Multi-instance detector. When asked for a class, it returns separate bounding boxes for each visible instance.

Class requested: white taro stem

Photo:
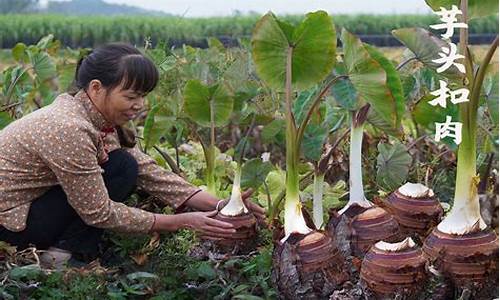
[339,121,372,214]
[436,0,487,236]
[220,165,249,216]
[437,137,486,234]
[313,172,325,229]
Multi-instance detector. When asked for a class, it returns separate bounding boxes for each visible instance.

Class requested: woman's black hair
[71,43,159,148]
[72,43,159,96]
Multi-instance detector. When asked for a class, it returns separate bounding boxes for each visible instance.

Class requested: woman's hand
[151,211,236,238]
[240,189,266,224]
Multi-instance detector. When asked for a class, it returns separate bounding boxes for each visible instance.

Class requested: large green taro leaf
[364,44,405,132]
[341,29,400,130]
[241,158,275,190]
[28,51,57,82]
[143,102,176,151]
[412,94,459,131]
[376,141,412,191]
[183,79,233,127]
[425,0,498,20]
[251,11,336,90]
[301,124,328,162]
[392,28,464,80]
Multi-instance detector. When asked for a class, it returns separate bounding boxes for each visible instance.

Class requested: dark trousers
[0,149,139,258]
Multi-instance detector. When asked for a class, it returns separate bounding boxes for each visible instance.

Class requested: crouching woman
[0,43,265,267]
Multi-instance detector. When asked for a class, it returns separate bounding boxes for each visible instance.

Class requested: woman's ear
[88,79,103,99]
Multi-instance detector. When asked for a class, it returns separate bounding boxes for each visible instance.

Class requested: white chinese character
[429,80,449,108]
[429,80,470,108]
[432,42,466,73]
[449,87,470,105]
[435,116,463,145]
[430,5,468,39]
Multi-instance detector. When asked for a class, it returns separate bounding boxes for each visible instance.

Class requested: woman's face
[88,80,145,126]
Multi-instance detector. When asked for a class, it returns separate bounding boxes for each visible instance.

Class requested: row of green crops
[0,14,497,48]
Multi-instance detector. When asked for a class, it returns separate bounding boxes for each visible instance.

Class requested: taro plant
[330,29,406,215]
[252,10,351,299]
[144,42,253,196]
[183,79,234,195]
[393,0,499,290]
[252,10,338,240]
[0,35,77,128]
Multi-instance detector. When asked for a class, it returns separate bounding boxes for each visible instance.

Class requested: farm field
[0,3,498,300]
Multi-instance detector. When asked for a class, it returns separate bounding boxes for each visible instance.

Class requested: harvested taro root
[377,182,443,239]
[327,204,402,259]
[272,230,349,300]
[360,237,428,299]
[212,212,257,253]
[423,225,499,289]
[202,165,258,254]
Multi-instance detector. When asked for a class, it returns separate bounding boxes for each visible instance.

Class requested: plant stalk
[438,0,486,234]
[205,96,217,196]
[283,46,311,241]
[312,171,325,229]
[339,111,371,214]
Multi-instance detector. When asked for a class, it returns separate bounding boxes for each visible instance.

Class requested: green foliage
[183,80,234,127]
[143,101,176,151]
[0,34,76,122]
[412,94,459,130]
[485,73,499,127]
[241,158,275,190]
[392,27,464,79]
[425,0,499,20]
[376,141,412,191]
[338,29,403,131]
[251,11,336,90]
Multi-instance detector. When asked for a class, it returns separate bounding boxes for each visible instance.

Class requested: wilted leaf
[376,141,412,191]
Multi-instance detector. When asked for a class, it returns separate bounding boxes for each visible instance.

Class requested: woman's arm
[125,146,202,210]
[125,145,266,222]
[151,211,236,237]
